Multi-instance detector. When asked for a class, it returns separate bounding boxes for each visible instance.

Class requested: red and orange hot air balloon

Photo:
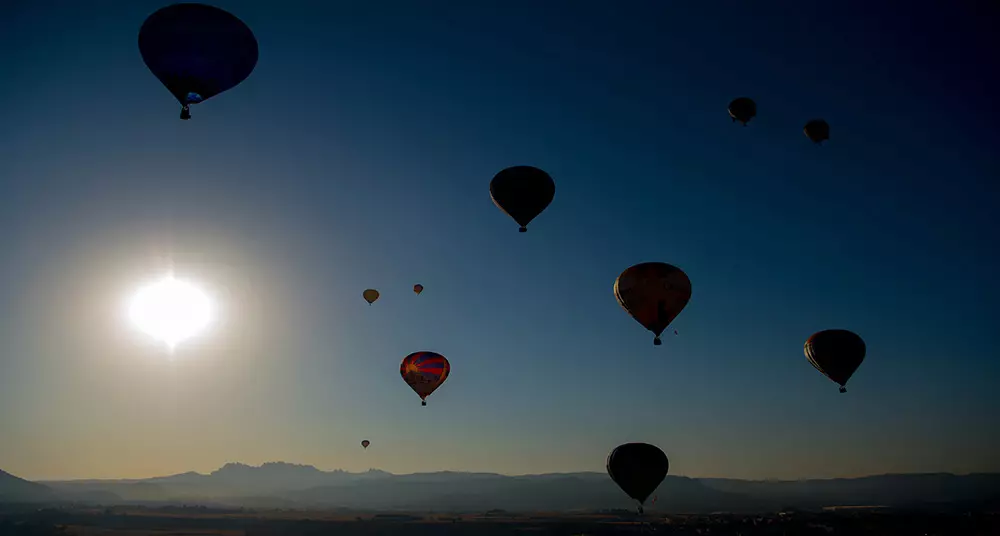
[400,351,450,406]
[413,284,424,295]
[614,262,692,346]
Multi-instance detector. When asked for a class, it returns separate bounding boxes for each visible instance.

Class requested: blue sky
[0,1,997,481]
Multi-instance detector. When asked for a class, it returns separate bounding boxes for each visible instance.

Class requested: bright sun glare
[128,275,215,349]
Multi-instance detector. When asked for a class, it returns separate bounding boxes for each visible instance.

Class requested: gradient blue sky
[1,1,997,481]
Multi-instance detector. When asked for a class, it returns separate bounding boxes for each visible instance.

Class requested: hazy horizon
[2,1,997,484]
[18,460,998,485]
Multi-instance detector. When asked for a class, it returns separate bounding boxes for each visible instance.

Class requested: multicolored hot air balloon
[138,3,259,120]
[363,289,379,305]
[400,351,450,406]
[413,284,424,295]
[614,263,692,346]
[728,97,757,126]
[489,166,555,232]
[804,119,830,144]
[607,443,669,514]
[805,329,866,393]
[361,440,370,449]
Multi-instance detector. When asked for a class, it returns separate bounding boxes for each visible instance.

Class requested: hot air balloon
[489,166,555,232]
[363,289,380,305]
[804,329,866,393]
[400,351,450,406]
[728,97,757,126]
[138,3,259,119]
[361,440,370,449]
[804,119,830,144]
[607,443,669,514]
[413,284,424,295]
[614,263,692,346]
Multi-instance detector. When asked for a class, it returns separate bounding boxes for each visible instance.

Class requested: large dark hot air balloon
[413,284,424,295]
[400,351,450,406]
[361,440,370,449]
[615,263,692,346]
[138,3,259,120]
[804,329,866,393]
[489,166,555,232]
[804,119,830,144]
[728,97,757,126]
[607,443,669,514]
[363,289,379,305]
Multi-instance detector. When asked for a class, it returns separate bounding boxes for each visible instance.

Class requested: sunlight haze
[0,0,997,486]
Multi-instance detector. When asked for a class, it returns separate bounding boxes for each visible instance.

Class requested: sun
[128,275,215,349]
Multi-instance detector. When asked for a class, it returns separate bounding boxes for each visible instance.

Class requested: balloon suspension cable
[653,336,662,346]
[839,386,847,393]
[180,104,191,120]
[518,226,527,233]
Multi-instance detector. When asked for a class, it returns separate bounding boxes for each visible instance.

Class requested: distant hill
[12,463,999,513]
[0,470,55,502]
[700,473,1000,510]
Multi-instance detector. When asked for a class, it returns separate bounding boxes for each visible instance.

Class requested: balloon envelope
[805,329,866,392]
[489,166,555,232]
[400,351,450,405]
[138,3,258,118]
[607,443,669,507]
[413,284,424,295]
[804,119,830,144]
[363,289,380,305]
[728,97,757,125]
[614,263,692,345]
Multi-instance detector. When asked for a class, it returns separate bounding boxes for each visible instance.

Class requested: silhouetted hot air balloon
[614,263,692,346]
[363,289,379,305]
[728,97,757,126]
[400,351,450,406]
[607,443,669,514]
[138,3,259,119]
[489,166,555,232]
[413,284,424,295]
[805,329,866,393]
[361,440,370,449]
[804,119,830,144]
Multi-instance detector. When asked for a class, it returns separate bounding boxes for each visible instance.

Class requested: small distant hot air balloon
[363,289,380,305]
[361,440,370,449]
[138,3,259,119]
[804,119,830,144]
[728,97,757,126]
[400,351,450,406]
[489,166,555,232]
[413,284,424,295]
[614,263,692,346]
[804,329,866,393]
[607,443,669,515]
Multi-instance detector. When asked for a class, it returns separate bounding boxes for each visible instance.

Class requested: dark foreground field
[0,506,997,536]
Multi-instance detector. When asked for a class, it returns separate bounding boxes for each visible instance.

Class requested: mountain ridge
[4,463,997,513]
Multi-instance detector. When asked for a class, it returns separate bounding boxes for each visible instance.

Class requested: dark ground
[0,505,997,536]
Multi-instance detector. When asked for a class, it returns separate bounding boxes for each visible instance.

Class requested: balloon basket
[518,226,527,233]
[653,338,662,346]
[839,386,847,393]
[421,400,427,406]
